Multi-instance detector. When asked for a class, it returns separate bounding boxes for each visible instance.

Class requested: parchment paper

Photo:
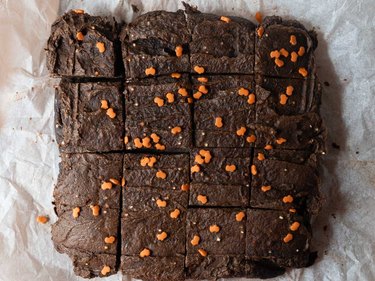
[0,0,374,280]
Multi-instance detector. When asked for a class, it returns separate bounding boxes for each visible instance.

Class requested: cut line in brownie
[192,75,256,148]
[47,10,122,78]
[246,209,312,268]
[122,10,191,79]
[184,3,255,74]
[124,76,192,151]
[55,80,124,153]
[255,16,317,79]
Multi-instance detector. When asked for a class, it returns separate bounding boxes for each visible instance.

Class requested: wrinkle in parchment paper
[0,0,374,281]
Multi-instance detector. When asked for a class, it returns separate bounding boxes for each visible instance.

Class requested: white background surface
[0,0,374,280]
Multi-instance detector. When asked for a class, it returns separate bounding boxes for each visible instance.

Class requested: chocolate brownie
[250,149,320,212]
[255,16,317,79]
[53,153,123,214]
[55,81,124,153]
[192,75,256,148]
[122,10,190,79]
[124,76,192,151]
[46,10,122,78]
[184,3,255,74]
[246,209,312,268]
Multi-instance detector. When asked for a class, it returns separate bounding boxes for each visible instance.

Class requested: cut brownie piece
[192,75,256,148]
[250,149,320,213]
[53,153,123,214]
[186,255,285,279]
[55,81,124,153]
[255,16,317,79]
[124,76,192,151]
[121,256,185,281]
[246,209,312,268]
[122,10,190,79]
[46,10,121,78]
[190,148,251,207]
[51,206,119,278]
[184,3,255,74]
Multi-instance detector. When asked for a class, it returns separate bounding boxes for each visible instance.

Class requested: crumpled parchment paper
[0,0,374,280]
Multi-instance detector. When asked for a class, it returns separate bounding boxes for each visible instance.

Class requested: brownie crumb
[323,81,330,86]
[131,4,139,13]
[331,142,340,150]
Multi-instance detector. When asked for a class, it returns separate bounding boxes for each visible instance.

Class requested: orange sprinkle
[175,45,183,57]
[36,216,49,224]
[178,87,188,97]
[133,138,143,148]
[150,133,160,143]
[270,50,280,59]
[104,236,116,244]
[225,164,236,172]
[96,42,106,53]
[198,85,208,94]
[145,67,156,76]
[181,184,189,191]
[155,143,165,150]
[140,248,151,257]
[283,233,293,243]
[255,12,262,24]
[290,35,297,45]
[236,126,246,136]
[72,207,80,218]
[251,165,257,176]
[298,67,308,77]
[170,208,181,219]
[154,97,164,107]
[264,144,273,150]
[142,136,152,148]
[199,149,212,163]
[101,265,111,276]
[187,97,193,104]
[257,153,265,161]
[191,235,200,246]
[73,9,84,14]
[280,48,289,58]
[171,126,182,135]
[220,16,231,23]
[197,194,207,204]
[171,73,181,79]
[193,91,202,100]
[166,92,175,103]
[298,46,305,56]
[275,58,284,67]
[276,138,287,144]
[289,208,297,213]
[257,26,264,37]
[238,87,250,96]
[290,222,301,231]
[140,157,149,167]
[197,77,208,83]
[236,211,245,222]
[286,85,294,96]
[124,136,129,144]
[156,199,167,208]
[156,170,167,179]
[121,177,126,187]
[291,52,298,62]
[90,205,100,216]
[198,248,207,257]
[148,157,157,167]
[215,117,223,128]
[261,185,271,192]
[106,108,116,119]
[157,231,168,241]
[109,178,120,185]
[209,225,220,233]
[195,154,205,165]
[76,32,84,41]
[282,195,294,203]
[280,94,288,105]
[248,93,256,105]
[194,66,205,74]
[101,181,113,190]
[191,164,200,173]
[100,99,109,109]
[246,135,256,143]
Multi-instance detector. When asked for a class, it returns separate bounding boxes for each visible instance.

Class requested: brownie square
[185,4,255,74]
[124,76,192,151]
[186,208,246,255]
[121,256,185,281]
[122,10,191,79]
[46,10,121,78]
[255,16,317,79]
[53,153,123,214]
[123,153,189,190]
[250,149,320,212]
[192,75,256,148]
[51,206,119,278]
[246,209,312,268]
[55,81,124,153]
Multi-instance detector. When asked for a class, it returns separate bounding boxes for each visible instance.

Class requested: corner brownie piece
[124,76,192,151]
[192,75,256,148]
[184,3,255,74]
[247,209,312,268]
[55,81,124,153]
[255,16,317,79]
[46,10,121,78]
[250,149,320,213]
[122,10,190,79]
[189,148,251,207]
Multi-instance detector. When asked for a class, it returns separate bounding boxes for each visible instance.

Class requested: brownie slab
[53,153,123,214]
[121,256,185,281]
[184,3,255,74]
[250,148,320,212]
[55,81,124,153]
[255,16,317,79]
[47,10,121,78]
[122,10,190,78]
[246,209,312,268]
[124,76,192,151]
[192,75,256,148]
